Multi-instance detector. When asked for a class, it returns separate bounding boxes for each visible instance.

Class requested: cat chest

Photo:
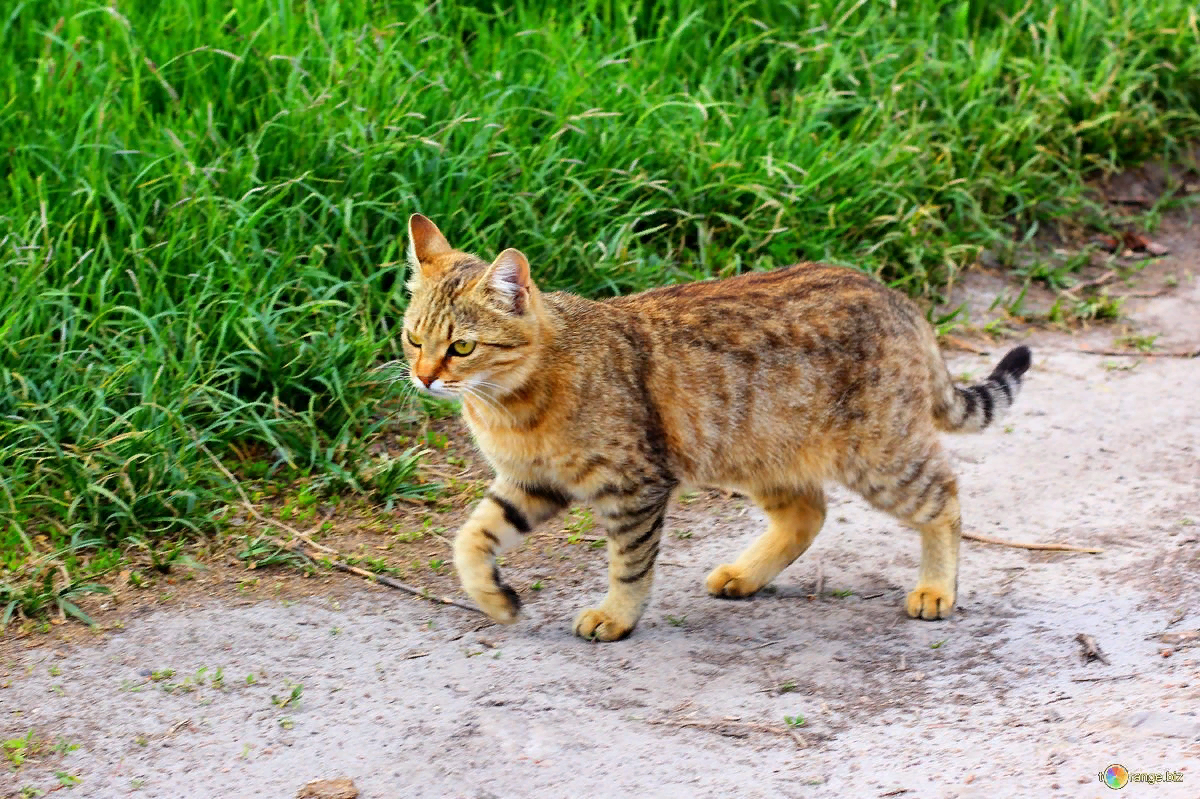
[468,425,575,485]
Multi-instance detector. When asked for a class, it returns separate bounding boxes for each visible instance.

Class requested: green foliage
[2,0,1198,614]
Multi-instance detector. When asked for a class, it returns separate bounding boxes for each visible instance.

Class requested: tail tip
[994,345,1032,379]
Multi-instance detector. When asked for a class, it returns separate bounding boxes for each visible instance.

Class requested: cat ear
[480,248,533,314]
[407,213,452,281]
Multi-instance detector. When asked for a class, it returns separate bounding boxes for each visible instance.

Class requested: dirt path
[3,224,1199,798]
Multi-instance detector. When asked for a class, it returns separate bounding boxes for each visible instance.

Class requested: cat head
[401,213,545,402]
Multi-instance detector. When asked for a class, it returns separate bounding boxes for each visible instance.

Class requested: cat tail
[932,345,1032,433]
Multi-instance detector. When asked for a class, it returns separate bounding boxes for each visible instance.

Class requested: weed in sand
[54,773,81,788]
[785,715,807,728]
[270,682,303,709]
[1114,333,1160,352]
[565,509,596,544]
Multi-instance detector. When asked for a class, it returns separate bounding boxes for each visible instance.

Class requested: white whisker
[461,384,515,423]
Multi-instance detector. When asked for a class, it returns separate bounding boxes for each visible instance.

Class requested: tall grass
[2,0,1199,607]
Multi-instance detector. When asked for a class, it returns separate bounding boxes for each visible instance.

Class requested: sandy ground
[2,214,1199,798]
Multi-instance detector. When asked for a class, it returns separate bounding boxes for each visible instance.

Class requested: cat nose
[417,374,435,388]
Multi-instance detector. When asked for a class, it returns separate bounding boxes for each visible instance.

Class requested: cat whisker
[461,384,515,423]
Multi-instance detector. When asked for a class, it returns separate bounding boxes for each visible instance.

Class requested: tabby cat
[401,214,1031,641]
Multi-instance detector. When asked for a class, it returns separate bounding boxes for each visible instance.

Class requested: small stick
[328,561,485,616]
[192,433,486,616]
[193,436,337,555]
[1070,674,1136,683]
[963,531,1104,554]
[1061,270,1116,296]
[809,556,824,600]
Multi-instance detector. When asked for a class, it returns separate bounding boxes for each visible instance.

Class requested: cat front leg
[574,492,670,642]
[452,479,569,624]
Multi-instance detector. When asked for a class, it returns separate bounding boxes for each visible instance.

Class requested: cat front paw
[905,583,955,620]
[705,563,760,598]
[572,607,635,642]
[465,567,521,625]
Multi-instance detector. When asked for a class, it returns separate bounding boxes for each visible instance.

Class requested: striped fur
[402,214,1032,640]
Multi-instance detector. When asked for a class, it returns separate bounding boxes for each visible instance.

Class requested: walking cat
[401,214,1031,641]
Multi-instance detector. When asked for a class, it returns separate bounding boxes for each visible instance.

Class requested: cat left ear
[407,213,453,281]
[481,248,533,314]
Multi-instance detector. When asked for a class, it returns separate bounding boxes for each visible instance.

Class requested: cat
[400,213,1031,641]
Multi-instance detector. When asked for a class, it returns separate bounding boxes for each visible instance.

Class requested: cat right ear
[407,213,452,281]
[480,248,533,314]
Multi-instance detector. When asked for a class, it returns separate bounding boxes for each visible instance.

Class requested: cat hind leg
[706,486,826,599]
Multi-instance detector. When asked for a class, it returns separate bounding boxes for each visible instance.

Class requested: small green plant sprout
[369,447,441,508]
[3,730,38,767]
[1,570,111,629]
[564,508,595,544]
[674,529,694,540]
[428,558,445,573]
[665,614,687,627]
[55,772,81,788]
[149,669,175,682]
[1114,333,1159,352]
[278,717,295,730]
[931,638,948,649]
[784,715,807,728]
[271,682,303,709]
[777,680,798,694]
[530,580,544,591]
[832,588,854,598]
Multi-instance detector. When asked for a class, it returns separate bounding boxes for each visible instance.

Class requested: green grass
[2,0,1200,625]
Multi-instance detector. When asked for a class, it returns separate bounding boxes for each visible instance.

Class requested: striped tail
[934,345,1032,433]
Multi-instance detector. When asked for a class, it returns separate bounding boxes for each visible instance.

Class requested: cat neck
[461,304,567,431]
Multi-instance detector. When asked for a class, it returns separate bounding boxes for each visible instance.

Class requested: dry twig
[192,434,486,617]
[963,531,1103,554]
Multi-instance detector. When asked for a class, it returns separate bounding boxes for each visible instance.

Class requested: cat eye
[406,330,421,348]
[449,339,476,357]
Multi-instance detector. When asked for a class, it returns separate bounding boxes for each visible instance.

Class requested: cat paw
[905,584,955,620]
[705,564,760,598]
[473,580,521,625]
[573,608,635,642]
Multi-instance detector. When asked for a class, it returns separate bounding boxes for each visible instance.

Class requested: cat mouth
[415,378,459,400]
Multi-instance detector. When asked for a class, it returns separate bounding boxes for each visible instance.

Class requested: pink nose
[417,374,435,388]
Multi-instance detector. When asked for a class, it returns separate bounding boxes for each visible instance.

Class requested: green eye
[450,339,476,356]
[406,331,421,348]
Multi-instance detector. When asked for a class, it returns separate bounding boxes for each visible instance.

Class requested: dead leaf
[1122,231,1151,250]
[1120,231,1170,257]
[1088,234,1120,252]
